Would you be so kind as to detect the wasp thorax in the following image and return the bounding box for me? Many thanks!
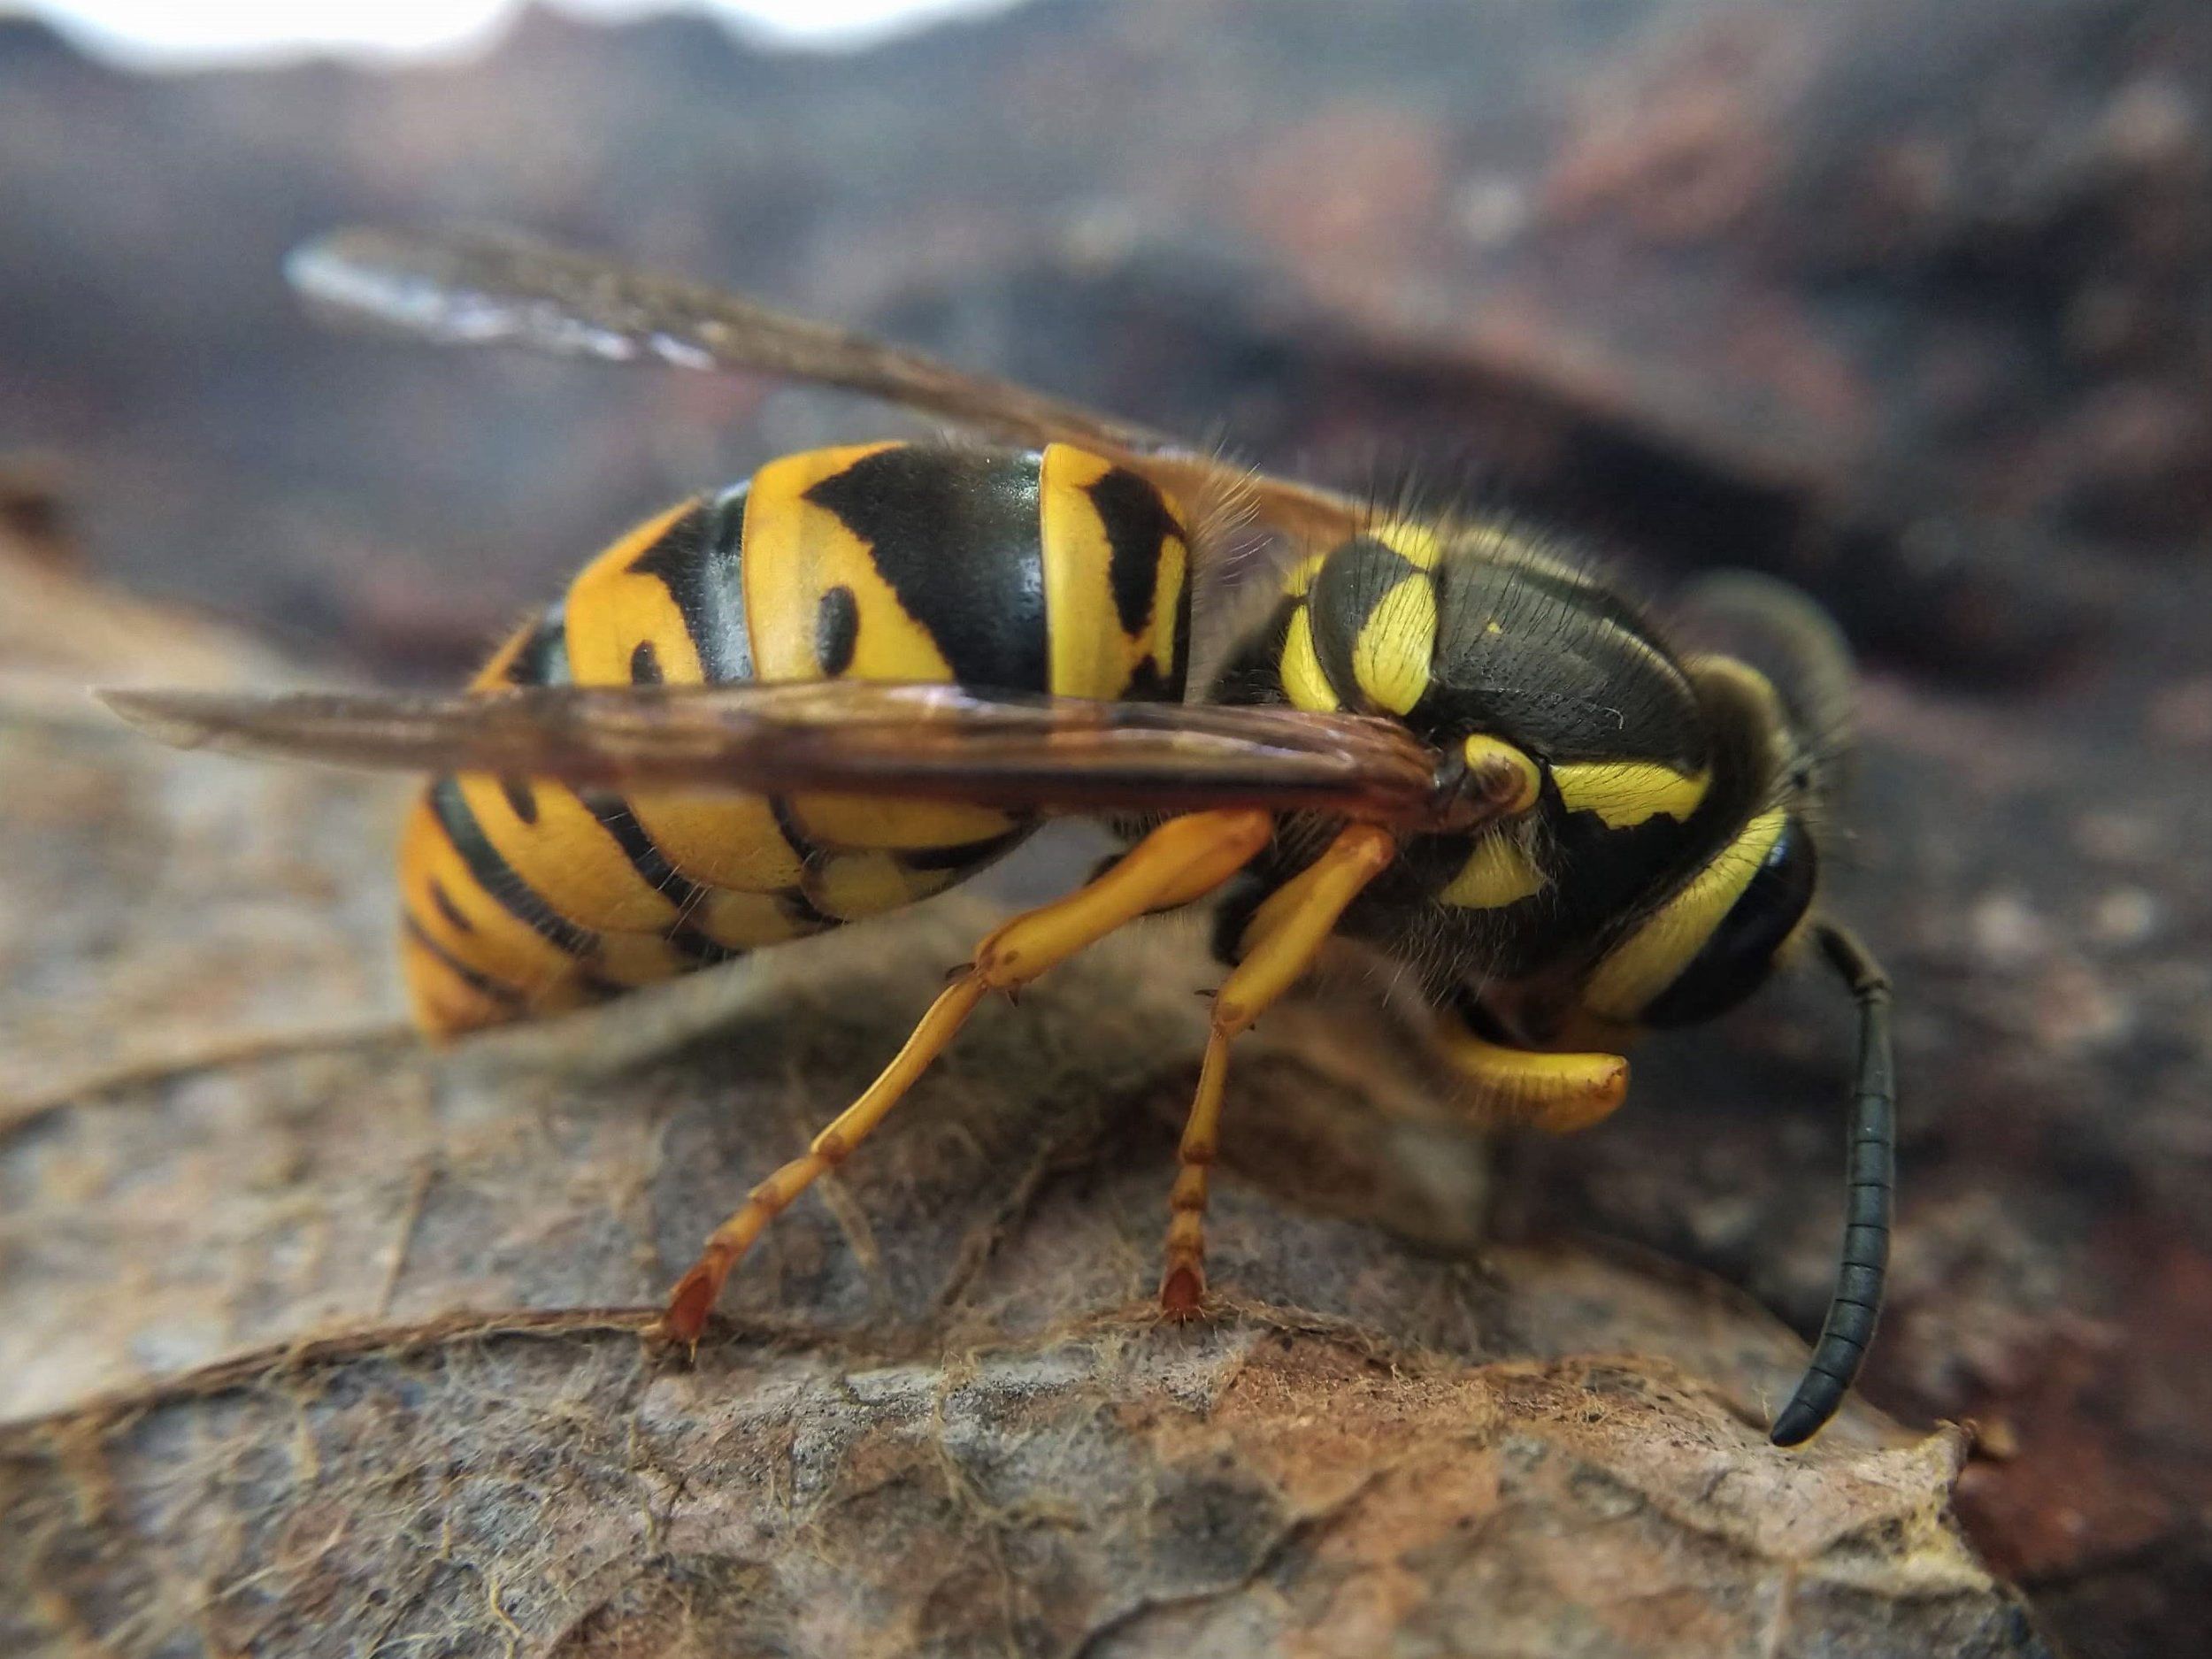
[1285,526,1712,776]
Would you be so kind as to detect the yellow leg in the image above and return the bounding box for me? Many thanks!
[1159,824,1397,1315]
[1432,1015,1629,1133]
[656,807,1276,1343]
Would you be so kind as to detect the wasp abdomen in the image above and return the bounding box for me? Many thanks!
[397,442,1192,1035]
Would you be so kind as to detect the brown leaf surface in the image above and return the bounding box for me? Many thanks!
[0,534,2044,1655]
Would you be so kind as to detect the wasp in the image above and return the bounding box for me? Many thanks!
[104,227,1895,1447]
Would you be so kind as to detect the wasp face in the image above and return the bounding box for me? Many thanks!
[1637,805,1820,1026]
[1600,571,1855,1033]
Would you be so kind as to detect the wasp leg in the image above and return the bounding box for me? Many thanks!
[1432,1018,1630,1133]
[657,807,1276,1344]
[1160,824,1396,1316]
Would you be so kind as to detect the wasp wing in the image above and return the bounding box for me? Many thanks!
[102,681,1452,827]
[288,226,1371,549]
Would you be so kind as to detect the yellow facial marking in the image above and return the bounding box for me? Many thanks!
[1582,808,1787,1020]
[1552,761,1710,828]
[1349,572,1437,716]
[1462,735,1542,814]
[1280,604,1338,711]
[1438,833,1548,910]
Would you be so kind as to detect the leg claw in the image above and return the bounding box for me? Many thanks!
[655,1258,724,1348]
[1158,1263,1206,1318]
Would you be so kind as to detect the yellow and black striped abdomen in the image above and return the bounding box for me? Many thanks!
[398,442,1194,1036]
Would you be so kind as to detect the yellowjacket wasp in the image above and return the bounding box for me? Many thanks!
[105,227,1894,1446]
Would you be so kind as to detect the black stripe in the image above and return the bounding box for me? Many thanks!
[1124,657,1171,701]
[767,795,826,868]
[427,777,598,960]
[764,800,845,930]
[574,789,732,966]
[503,601,572,687]
[626,491,754,683]
[803,447,1049,694]
[427,878,474,936]
[1086,467,1185,639]
[775,881,839,930]
[629,640,664,684]
[895,825,1030,872]
[499,777,539,825]
[580,789,704,909]
[403,913,525,1007]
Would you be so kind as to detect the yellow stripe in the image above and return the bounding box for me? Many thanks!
[1039,443,1131,699]
[562,501,706,685]
[456,774,680,935]
[1348,572,1436,716]
[1282,551,1329,598]
[1280,603,1338,711]
[1552,761,1709,828]
[1438,834,1547,909]
[593,932,691,987]
[1147,503,1187,681]
[1038,444,1187,697]
[398,926,524,1036]
[787,792,1014,851]
[1444,518,1575,577]
[691,887,829,951]
[807,851,961,921]
[1371,519,1446,571]
[1583,809,1786,1020]
[742,442,945,683]
[626,792,807,893]
[396,796,586,1002]
[743,442,1015,849]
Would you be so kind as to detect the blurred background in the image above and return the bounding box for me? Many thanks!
[3,3,2207,1653]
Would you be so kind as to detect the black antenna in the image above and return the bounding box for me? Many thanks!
[1769,920,1895,1447]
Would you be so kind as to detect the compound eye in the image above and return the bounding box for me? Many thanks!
[1640,816,1819,1028]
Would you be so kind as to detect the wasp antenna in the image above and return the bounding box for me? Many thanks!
[1770,920,1895,1447]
